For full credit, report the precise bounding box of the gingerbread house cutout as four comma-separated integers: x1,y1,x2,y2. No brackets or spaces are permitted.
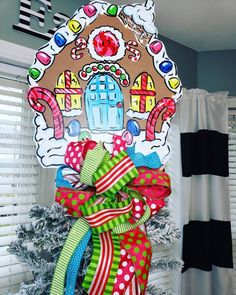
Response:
27,0,182,167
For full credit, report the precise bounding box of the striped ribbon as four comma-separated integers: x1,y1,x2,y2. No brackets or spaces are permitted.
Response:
80,143,110,186
65,230,92,295
83,231,120,295
81,195,133,234
93,150,139,197
50,218,90,295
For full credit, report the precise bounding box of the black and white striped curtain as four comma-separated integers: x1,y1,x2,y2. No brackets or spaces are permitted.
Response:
179,89,233,295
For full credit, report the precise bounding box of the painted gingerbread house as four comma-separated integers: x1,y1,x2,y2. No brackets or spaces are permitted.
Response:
27,0,182,167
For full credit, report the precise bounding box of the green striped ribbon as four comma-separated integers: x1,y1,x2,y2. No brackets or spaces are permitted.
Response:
93,150,138,197
80,195,133,234
80,143,110,186
82,233,101,291
112,205,151,234
105,233,120,293
83,231,120,294
50,218,90,295
113,187,151,234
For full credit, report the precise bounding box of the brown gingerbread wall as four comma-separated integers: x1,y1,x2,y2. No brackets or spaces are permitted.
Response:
38,14,174,133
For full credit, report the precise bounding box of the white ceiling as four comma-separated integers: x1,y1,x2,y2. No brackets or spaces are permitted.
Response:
110,0,236,51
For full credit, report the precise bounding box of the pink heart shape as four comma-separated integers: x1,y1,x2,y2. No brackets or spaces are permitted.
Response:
149,41,163,54
83,4,97,17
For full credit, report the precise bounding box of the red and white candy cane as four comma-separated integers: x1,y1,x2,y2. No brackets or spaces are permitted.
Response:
27,87,64,139
146,97,176,141
70,37,87,60
126,40,141,62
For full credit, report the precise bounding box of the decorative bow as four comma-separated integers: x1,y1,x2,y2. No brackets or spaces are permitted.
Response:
50,137,171,295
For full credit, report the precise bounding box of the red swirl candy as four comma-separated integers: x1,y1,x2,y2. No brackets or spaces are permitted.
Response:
93,31,120,57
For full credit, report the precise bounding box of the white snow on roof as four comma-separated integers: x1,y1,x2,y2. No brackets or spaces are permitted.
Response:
122,0,157,35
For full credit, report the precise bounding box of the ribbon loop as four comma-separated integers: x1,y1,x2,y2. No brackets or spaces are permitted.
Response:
81,196,134,234
52,138,172,295
93,150,139,197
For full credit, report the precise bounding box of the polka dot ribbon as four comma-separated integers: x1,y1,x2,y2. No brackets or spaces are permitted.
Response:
52,139,172,295
64,139,97,173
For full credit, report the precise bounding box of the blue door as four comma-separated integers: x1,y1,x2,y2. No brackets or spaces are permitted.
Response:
85,74,124,131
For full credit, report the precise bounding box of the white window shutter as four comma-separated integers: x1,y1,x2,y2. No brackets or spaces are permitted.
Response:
0,77,39,293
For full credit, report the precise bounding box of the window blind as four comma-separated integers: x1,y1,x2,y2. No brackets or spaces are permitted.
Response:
0,77,39,294
228,114,236,294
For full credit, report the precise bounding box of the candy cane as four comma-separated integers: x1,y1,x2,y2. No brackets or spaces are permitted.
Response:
126,40,141,62
146,97,176,141
27,87,64,139
71,37,87,60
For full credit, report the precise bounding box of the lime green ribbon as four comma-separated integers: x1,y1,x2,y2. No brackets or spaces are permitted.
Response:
50,218,90,295
80,143,110,186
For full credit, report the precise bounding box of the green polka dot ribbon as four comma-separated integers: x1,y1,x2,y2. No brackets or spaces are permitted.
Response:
55,187,95,217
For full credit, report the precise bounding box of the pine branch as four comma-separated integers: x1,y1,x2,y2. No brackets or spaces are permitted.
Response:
8,240,54,275
8,204,91,295
15,204,75,258
146,284,173,295
150,257,183,272
146,207,181,246
18,277,51,295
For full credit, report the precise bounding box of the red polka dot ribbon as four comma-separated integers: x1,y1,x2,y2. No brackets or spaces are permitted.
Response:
118,227,152,295
55,187,95,217
64,139,97,172
112,135,127,157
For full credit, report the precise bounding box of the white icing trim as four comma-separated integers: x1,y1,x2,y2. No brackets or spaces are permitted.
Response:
147,35,183,101
126,109,150,120
62,109,83,117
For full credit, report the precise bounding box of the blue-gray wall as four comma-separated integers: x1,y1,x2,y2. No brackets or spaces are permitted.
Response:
0,1,198,89
198,50,236,96
160,35,198,89
2,0,236,94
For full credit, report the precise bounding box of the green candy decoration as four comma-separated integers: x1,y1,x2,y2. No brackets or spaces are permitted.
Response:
120,74,126,80
86,67,92,73
29,68,40,79
107,4,118,16
110,65,116,72
78,131,91,141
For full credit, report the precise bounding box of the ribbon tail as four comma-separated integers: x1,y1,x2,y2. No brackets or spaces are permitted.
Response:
83,231,120,295
119,227,152,295
50,218,90,295
65,229,92,295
